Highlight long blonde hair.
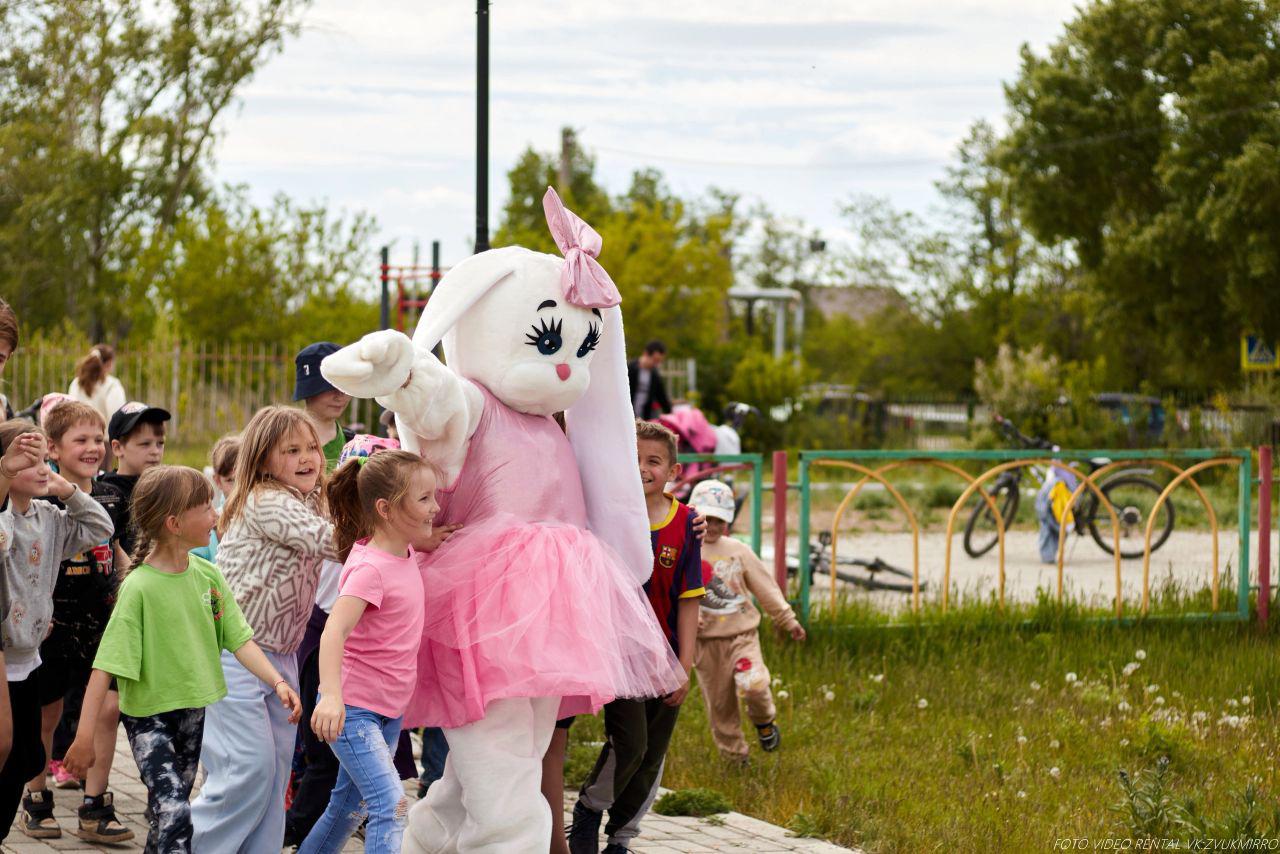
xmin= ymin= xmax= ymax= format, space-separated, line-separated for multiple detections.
xmin=219 ymin=405 xmax=323 ymax=535
xmin=325 ymin=450 xmax=435 ymax=562
xmin=74 ymin=344 xmax=115 ymax=396
xmin=128 ymin=466 xmax=214 ymax=572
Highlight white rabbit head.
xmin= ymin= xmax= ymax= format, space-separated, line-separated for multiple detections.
xmin=438 ymin=250 xmax=602 ymax=416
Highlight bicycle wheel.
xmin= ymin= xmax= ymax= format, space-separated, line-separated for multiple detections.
xmin=1088 ymin=475 xmax=1174 ymax=558
xmin=963 ymin=479 xmax=1020 ymax=558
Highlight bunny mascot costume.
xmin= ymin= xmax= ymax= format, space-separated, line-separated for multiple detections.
xmin=321 ymin=188 xmax=685 ymax=853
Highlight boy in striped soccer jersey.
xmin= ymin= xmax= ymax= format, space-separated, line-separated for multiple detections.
xmin=571 ymin=420 xmax=703 ymax=854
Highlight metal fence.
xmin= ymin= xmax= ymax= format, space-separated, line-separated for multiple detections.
xmin=793 ymin=448 xmax=1253 ymax=626
xmin=880 ymin=398 xmax=1279 ymax=450
xmin=4 ymin=341 xmax=379 ymax=448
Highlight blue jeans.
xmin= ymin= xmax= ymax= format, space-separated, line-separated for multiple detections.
xmin=418 ymin=726 xmax=449 ymax=788
xmin=298 ymin=705 xmax=406 ymax=854
xmin=190 ymin=650 xmax=299 ymax=854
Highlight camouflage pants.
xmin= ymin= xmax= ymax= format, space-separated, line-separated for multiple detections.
xmin=122 ymin=707 xmax=205 ymax=854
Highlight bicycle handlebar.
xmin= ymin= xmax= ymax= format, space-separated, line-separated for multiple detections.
xmin=993 ymin=414 xmax=1056 ymax=451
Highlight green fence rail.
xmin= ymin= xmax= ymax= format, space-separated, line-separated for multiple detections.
xmin=795 ymin=448 xmax=1253 ymax=626
xmin=675 ymin=453 xmax=764 ymax=556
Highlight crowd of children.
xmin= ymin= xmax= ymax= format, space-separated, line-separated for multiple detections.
xmin=0 ymin=299 xmax=804 ymax=854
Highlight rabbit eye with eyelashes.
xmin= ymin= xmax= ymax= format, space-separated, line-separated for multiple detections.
xmin=577 ymin=322 xmax=601 ymax=358
xmin=525 ymin=317 xmax=563 ymax=356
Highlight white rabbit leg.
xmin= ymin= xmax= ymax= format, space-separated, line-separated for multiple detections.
xmin=402 ymin=697 xmax=560 ymax=854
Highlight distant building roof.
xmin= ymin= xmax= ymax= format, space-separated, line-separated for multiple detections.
xmin=808 ymin=284 xmax=908 ymax=322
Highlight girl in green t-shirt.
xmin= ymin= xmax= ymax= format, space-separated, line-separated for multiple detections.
xmin=63 ymin=465 xmax=302 ymax=854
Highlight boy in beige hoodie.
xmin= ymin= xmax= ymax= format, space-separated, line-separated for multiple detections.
xmin=690 ymin=480 xmax=805 ymax=762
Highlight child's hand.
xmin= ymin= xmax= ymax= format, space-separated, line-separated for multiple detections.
xmin=690 ymin=511 xmax=707 ymax=541
xmin=0 ymin=432 xmax=43 ymax=478
xmin=311 ymin=694 xmax=345 ymax=743
xmin=664 ymin=674 xmax=691 ymax=707
xmin=276 ymin=682 xmax=303 ymax=724
xmin=788 ymin=623 xmax=807 ymax=642
xmin=420 ymin=523 xmax=462 ymax=552
xmin=45 ymin=468 xmax=77 ymax=500
xmin=62 ymin=736 xmax=95 ymax=778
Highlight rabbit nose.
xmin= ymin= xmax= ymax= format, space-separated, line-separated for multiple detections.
xmin=556 ymin=363 xmax=571 ymax=381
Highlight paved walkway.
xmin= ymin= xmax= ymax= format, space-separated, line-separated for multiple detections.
xmin=4 ymin=731 xmax=853 ymax=853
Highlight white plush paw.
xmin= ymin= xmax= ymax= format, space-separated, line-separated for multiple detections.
xmin=321 ymin=330 xmax=415 ymax=398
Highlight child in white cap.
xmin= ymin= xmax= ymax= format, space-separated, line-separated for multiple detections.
xmin=689 ymin=479 xmax=805 ymax=762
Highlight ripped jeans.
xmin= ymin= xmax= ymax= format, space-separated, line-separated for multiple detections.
xmin=298 ymin=704 xmax=406 ymax=854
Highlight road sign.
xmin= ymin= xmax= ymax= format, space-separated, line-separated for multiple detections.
xmin=1241 ymin=335 xmax=1280 ymax=372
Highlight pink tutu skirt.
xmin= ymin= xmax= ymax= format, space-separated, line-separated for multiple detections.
xmin=406 ymin=514 xmax=687 ymax=729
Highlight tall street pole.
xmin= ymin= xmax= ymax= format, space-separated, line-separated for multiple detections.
xmin=475 ymin=0 xmax=490 ymax=253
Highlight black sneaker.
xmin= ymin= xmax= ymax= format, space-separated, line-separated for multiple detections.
xmin=20 ymin=789 xmax=61 ymax=839
xmin=567 ymin=800 xmax=602 ymax=854
xmin=757 ymin=720 xmax=781 ymax=751
xmin=602 ymin=845 xmax=630 ymax=854
xmin=77 ymin=792 xmax=135 ymax=844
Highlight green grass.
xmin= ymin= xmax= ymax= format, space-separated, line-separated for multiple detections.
xmin=567 ymin=596 xmax=1280 ymax=851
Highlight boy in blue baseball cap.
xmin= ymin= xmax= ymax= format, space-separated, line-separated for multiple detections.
xmin=294 ymin=342 xmax=352 ymax=472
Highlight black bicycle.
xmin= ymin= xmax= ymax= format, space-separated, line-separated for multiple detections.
xmin=787 ymin=531 xmax=923 ymax=594
xmin=963 ymin=415 xmax=1175 ymax=559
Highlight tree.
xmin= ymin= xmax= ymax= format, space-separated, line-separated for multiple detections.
xmin=999 ymin=0 xmax=1280 ymax=390
xmin=494 ymin=134 xmax=735 ymax=364
xmin=0 ymin=0 xmax=307 ymax=339
xmin=142 ymin=190 xmax=376 ymax=348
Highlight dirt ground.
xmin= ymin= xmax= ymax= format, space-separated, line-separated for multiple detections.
xmin=761 ymin=528 xmax=1278 ymax=614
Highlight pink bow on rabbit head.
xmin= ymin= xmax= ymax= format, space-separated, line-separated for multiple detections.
xmin=542 ymin=187 xmax=621 ymax=309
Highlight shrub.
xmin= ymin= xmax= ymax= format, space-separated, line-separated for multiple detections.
xmin=653 ymin=787 xmax=732 ymax=817
xmin=787 ymin=812 xmax=823 ymax=838
xmin=563 ymin=742 xmax=601 ymax=789
xmin=1112 ymin=757 xmax=1180 ymax=839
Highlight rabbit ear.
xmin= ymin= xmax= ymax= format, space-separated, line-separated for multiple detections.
xmin=565 ymin=305 xmax=654 ymax=584
xmin=411 ymin=247 xmax=524 ymax=354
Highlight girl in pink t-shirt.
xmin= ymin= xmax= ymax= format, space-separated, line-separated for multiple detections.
xmin=298 ymin=450 xmax=452 ymax=854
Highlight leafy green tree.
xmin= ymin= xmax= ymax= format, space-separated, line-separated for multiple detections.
xmin=144 ymin=191 xmax=376 ymax=347
xmin=0 ymin=0 xmax=306 ymax=339
xmin=999 ymin=0 xmax=1280 ymax=390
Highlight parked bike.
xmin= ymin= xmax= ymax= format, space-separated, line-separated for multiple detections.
xmin=963 ymin=415 xmax=1175 ymax=559
xmin=787 ymin=531 xmax=922 ymax=594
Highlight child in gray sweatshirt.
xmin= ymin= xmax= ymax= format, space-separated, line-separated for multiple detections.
xmin=0 ymin=420 xmax=113 ymax=842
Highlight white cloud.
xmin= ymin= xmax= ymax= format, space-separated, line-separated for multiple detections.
xmin=214 ymin=0 xmax=1081 ymax=264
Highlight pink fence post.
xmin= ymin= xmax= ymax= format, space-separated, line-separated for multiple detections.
xmin=1260 ymin=446 xmax=1273 ymax=626
xmin=773 ymin=450 xmax=788 ymax=592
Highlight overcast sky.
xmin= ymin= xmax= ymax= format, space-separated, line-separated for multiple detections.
xmin=215 ymin=0 xmax=1080 ymax=271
